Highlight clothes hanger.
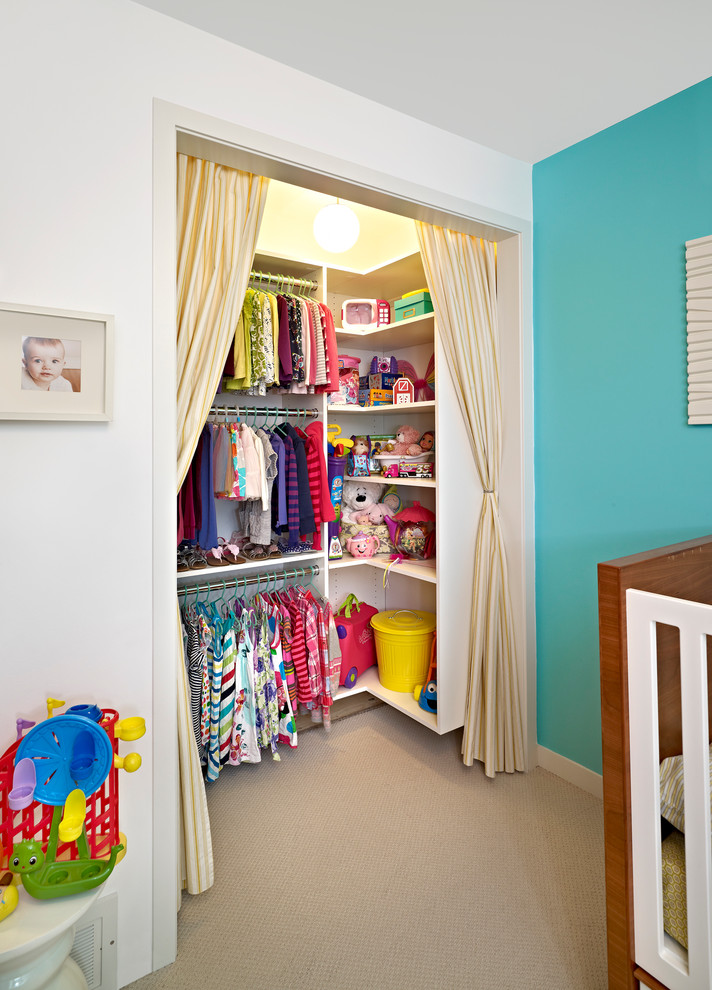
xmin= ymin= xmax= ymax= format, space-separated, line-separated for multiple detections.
xmin=194 ymin=578 xmax=209 ymax=611
xmin=305 ymin=566 xmax=319 ymax=596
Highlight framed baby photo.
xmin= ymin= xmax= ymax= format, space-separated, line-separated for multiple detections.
xmin=0 ymin=302 xmax=114 ymax=421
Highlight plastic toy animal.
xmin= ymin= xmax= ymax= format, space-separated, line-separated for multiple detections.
xmin=11 ymin=837 xmax=124 ymax=900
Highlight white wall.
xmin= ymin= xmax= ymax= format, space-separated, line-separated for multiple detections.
xmin=0 ymin=1 xmax=531 ymax=985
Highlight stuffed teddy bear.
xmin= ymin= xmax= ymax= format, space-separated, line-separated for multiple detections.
xmin=341 ymin=481 xmax=385 ymax=524
xmin=348 ymin=435 xmax=371 ymax=478
xmin=392 ymin=424 xmax=423 ymax=456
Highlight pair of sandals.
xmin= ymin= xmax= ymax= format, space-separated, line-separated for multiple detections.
xmin=177 ymin=546 xmax=207 ymax=572
xmin=203 ymin=538 xmax=246 ymax=566
xmin=240 ymin=542 xmax=282 ymax=561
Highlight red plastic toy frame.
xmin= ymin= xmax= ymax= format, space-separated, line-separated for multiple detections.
xmin=0 ymin=709 xmax=121 ymax=871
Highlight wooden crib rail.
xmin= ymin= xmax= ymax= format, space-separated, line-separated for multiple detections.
xmin=628 ymin=589 xmax=712 ymax=990
xmin=598 ymin=534 xmax=712 ymax=990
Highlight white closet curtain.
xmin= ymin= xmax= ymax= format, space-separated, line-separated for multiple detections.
xmin=415 ymin=222 xmax=525 ymax=777
xmin=176 ymin=154 xmax=269 ymax=893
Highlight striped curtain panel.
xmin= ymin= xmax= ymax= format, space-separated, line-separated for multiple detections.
xmin=415 ymin=223 xmax=525 ymax=776
xmin=176 ymin=155 xmax=269 ymax=893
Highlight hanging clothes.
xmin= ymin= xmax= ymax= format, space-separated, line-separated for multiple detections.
xmin=220 ymin=282 xmax=341 ymax=396
xmin=179 ymin=577 xmax=338 ymax=781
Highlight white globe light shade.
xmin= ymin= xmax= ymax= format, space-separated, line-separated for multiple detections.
xmin=313 ymin=203 xmax=360 ymax=253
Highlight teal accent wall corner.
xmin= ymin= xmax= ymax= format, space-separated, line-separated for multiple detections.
xmin=533 ymin=77 xmax=712 ymax=773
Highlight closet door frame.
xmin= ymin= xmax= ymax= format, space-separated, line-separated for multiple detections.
xmin=151 ymin=98 xmax=535 ymax=973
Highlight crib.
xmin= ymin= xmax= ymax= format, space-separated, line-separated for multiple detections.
xmin=598 ymin=535 xmax=712 ymax=990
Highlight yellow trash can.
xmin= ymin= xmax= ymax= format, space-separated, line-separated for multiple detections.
xmin=370 ymin=609 xmax=436 ymax=692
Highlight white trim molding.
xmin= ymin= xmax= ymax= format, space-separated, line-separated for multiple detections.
xmin=537 ymin=745 xmax=603 ymax=800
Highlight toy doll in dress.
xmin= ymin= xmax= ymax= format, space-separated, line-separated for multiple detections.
xmin=348 ymin=435 xmax=371 ymax=478
xmin=419 ymin=430 xmax=434 ymax=453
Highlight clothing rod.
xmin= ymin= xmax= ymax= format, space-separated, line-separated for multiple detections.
xmin=208 ymin=405 xmax=319 ymax=419
xmin=249 ymin=269 xmax=318 ymax=292
xmin=179 ymin=564 xmax=320 ymax=597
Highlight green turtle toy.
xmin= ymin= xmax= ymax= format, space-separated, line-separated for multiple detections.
xmin=11 ymin=838 xmax=123 ymax=900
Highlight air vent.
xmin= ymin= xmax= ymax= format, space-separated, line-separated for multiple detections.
xmin=70 ymin=891 xmax=118 ymax=990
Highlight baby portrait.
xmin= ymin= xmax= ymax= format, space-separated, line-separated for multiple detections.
xmin=21 ymin=336 xmax=81 ymax=392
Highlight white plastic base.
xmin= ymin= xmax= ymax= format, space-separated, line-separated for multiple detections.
xmin=0 ymin=885 xmax=99 ymax=990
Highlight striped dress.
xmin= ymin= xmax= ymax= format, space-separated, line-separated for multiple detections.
xmin=205 ymin=618 xmax=224 ymax=783
xmin=219 ymin=620 xmax=237 ymax=766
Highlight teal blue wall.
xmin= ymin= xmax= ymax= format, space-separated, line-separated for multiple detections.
xmin=533 ymin=77 xmax=712 ymax=774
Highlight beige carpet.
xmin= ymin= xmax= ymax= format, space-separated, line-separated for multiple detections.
xmin=127 ymin=707 xmax=607 ymax=990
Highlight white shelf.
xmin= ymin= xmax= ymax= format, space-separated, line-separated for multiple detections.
xmin=328 ymin=400 xmax=435 ymax=415
xmin=176 ymin=550 xmax=324 ymax=585
xmin=329 ymin=555 xmax=437 ymax=584
xmin=334 ymin=313 xmax=434 ymax=349
xmin=343 ymin=473 xmax=436 ymax=488
xmin=326 ymin=253 xmax=426 ymax=300
xmin=333 ymin=666 xmax=438 ymax=732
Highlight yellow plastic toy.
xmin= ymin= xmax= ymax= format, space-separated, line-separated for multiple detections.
xmin=113 ymin=717 xmax=146 ymax=741
xmin=46 ymin=698 xmax=65 ymax=719
xmin=0 ymin=839 xmax=18 ymax=923
xmin=0 ymin=877 xmax=18 ymax=922
xmin=113 ymin=753 xmax=142 ymax=773
xmin=58 ymin=789 xmax=87 ymax=844
xmin=326 ymin=424 xmax=354 ymax=454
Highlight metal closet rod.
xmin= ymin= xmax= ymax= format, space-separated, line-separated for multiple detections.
xmin=179 ymin=564 xmax=320 ymax=597
xmin=208 ymin=405 xmax=320 ymax=421
xmin=249 ymin=269 xmax=318 ymax=293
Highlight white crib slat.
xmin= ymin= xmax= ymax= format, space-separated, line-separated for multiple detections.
xmin=627 ymin=589 xmax=712 ymax=990
xmin=679 ymin=623 xmax=712 ymax=987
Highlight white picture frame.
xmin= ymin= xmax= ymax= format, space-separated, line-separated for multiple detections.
xmin=0 ymin=302 xmax=114 ymax=421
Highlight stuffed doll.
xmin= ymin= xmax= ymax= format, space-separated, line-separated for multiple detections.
xmin=341 ymin=481 xmax=385 ymax=523
xmin=348 ymin=435 xmax=371 ymax=478
xmin=392 ymin=424 xmax=423 ymax=456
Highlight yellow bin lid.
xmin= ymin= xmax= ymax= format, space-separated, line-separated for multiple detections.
xmin=370 ymin=609 xmax=436 ymax=636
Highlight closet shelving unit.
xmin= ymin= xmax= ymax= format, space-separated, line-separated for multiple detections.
xmin=185 ymin=248 xmax=468 ymax=736
xmin=321 ymin=251 xmax=451 ymax=730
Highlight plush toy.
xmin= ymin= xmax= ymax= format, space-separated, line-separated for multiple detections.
xmin=355 ymin=501 xmax=396 ymax=525
xmin=341 ymin=481 xmax=385 ymax=523
xmin=392 ymin=424 xmax=423 ymax=456
xmin=348 ymin=435 xmax=371 ymax=478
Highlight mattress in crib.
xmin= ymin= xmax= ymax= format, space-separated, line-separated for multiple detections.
xmin=661 ymin=828 xmax=688 ymax=950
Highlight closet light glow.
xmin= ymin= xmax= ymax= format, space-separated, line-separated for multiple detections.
xmin=313 ymin=202 xmax=360 ymax=253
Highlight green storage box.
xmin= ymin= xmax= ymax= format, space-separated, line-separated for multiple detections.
xmin=394 ymin=292 xmax=433 ymax=322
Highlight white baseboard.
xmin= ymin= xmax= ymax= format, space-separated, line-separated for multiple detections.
xmin=537 ymin=745 xmax=603 ymax=800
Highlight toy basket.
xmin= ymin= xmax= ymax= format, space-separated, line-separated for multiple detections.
xmin=370 ymin=609 xmax=436 ymax=692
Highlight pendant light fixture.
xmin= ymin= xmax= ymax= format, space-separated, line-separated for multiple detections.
xmin=313 ymin=198 xmax=360 ymax=253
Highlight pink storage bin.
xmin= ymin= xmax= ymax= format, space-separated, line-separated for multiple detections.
xmin=338 ymin=355 xmax=361 ymax=370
